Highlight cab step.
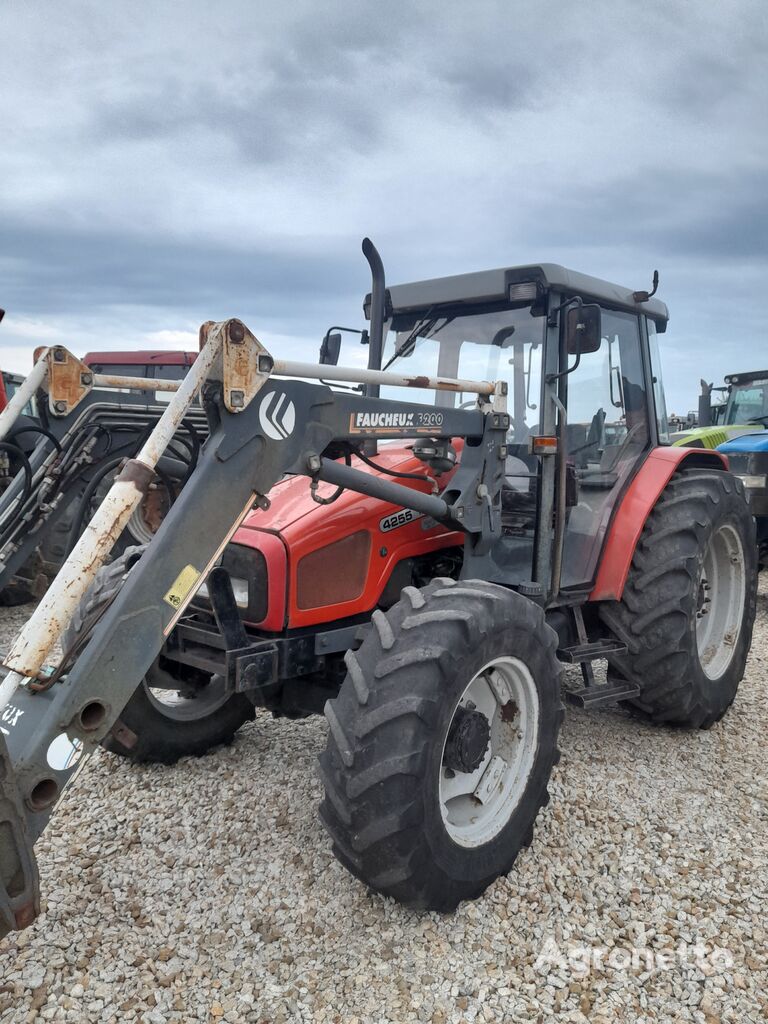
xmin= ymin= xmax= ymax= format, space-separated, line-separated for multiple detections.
xmin=565 ymin=680 xmax=641 ymax=709
xmin=557 ymin=639 xmax=627 ymax=663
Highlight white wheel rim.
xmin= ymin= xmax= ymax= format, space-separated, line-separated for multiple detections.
xmin=439 ymin=655 xmax=540 ymax=848
xmin=696 ymin=522 xmax=745 ymax=680
xmin=143 ymin=669 xmax=230 ymax=721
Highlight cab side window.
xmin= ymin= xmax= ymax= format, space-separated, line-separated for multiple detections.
xmin=561 ymin=310 xmax=651 ymax=589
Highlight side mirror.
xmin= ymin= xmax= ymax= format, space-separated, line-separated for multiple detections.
xmin=566 ymin=304 xmax=602 ymax=355
xmin=319 ymin=332 xmax=342 ymax=366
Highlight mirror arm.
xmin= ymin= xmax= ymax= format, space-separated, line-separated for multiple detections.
xmin=546 ymin=349 xmax=581 ymax=384
xmin=547 ymin=294 xmax=582 ymax=329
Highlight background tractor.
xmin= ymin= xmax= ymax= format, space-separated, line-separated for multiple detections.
xmin=718 ymin=427 xmax=768 ymax=570
xmin=0 ymin=241 xmax=757 ymax=936
xmin=671 ymin=370 xmax=768 ymax=448
xmin=0 ymin=331 xmax=202 ymax=604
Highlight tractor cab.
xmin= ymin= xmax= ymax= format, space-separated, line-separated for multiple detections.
xmin=721 ymin=372 xmax=768 ymax=427
xmin=372 ymin=264 xmax=670 ymax=594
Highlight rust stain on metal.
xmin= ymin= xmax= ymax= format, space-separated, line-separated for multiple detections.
xmin=500 ymin=699 xmax=519 ymax=722
xmin=111 ymin=720 xmax=138 ymax=749
xmin=405 ymin=375 xmax=462 ymax=392
xmin=228 ymin=319 xmax=246 ymax=343
xmin=198 ymin=320 xmax=215 ymax=349
xmin=222 ymin=318 xmax=271 ymax=413
xmin=117 ymin=459 xmax=156 ymax=495
xmin=141 ymin=485 xmax=172 ymax=532
xmin=47 ymin=347 xmax=93 ymax=415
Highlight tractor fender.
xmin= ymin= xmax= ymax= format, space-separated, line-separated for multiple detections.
xmin=590 ymin=446 xmax=728 ymax=602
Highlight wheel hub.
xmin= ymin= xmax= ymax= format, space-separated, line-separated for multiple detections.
xmin=443 ymin=705 xmax=491 ymax=774
xmin=439 ymin=657 xmax=541 ymax=848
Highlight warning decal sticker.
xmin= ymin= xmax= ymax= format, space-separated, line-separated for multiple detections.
xmin=163 ymin=564 xmax=202 ymax=609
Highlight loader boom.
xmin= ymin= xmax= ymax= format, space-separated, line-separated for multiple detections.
xmin=0 ymin=317 xmax=504 ymax=936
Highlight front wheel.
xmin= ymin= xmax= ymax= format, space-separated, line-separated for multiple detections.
xmin=318 ymin=578 xmax=563 ymax=911
xmin=63 ymin=546 xmax=254 ymax=764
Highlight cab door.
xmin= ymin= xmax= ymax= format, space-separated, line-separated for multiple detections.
xmin=560 ymin=309 xmax=653 ymax=590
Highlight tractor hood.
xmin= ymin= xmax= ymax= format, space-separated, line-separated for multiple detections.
xmin=235 ymin=443 xmax=436 ymax=535
xmin=230 ymin=442 xmax=462 ymax=630
xmin=718 ymin=432 xmax=768 ymax=453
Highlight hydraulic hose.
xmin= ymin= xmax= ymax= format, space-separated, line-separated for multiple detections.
xmin=0 ymin=442 xmax=33 ymax=515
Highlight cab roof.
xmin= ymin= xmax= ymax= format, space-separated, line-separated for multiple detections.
xmin=725 ymin=370 xmax=768 ymax=385
xmin=368 ymin=263 xmax=669 ymax=331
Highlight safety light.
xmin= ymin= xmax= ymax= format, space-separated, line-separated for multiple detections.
xmin=508 ymin=282 xmax=538 ymax=303
xmin=531 ymin=435 xmax=558 ymax=455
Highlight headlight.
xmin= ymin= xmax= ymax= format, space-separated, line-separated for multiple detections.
xmin=198 ymin=577 xmax=249 ymax=609
xmin=195 ymin=543 xmax=269 ymax=623
xmin=736 ymin=474 xmax=768 ymax=490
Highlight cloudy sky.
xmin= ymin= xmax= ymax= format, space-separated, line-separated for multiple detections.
xmin=1 ymin=0 xmax=766 ymax=412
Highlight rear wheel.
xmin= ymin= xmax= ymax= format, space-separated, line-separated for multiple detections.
xmin=63 ymin=547 xmax=254 ymax=764
xmin=600 ymin=467 xmax=757 ymax=728
xmin=318 ymin=578 xmax=563 ymax=911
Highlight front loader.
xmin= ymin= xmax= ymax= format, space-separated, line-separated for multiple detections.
xmin=0 ymin=349 xmax=205 ymax=603
xmin=0 ymin=241 xmax=757 ymax=935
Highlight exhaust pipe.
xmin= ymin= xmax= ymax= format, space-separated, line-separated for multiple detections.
xmin=362 ymin=238 xmax=386 ymax=398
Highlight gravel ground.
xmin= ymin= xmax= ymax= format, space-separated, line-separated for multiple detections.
xmin=1 ymin=583 xmax=767 ymax=1024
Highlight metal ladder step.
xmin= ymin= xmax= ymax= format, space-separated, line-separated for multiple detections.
xmin=566 ymin=680 xmax=641 ymax=709
xmin=557 ymin=639 xmax=627 ymax=664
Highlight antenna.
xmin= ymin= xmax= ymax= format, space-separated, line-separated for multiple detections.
xmin=633 ymin=270 xmax=659 ymax=303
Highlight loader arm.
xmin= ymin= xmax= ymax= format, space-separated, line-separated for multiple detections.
xmin=0 ymin=318 xmax=506 ymax=937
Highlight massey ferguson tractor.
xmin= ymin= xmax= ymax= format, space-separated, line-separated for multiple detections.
xmin=0 ymin=241 xmax=757 ymax=936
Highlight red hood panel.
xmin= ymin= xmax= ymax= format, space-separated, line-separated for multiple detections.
xmin=236 ymin=445 xmax=429 ymax=535
xmin=232 ymin=442 xmax=463 ymax=629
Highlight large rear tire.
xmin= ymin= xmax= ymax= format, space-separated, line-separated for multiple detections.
xmin=600 ymin=467 xmax=757 ymax=728
xmin=317 ymin=578 xmax=563 ymax=911
xmin=63 ymin=546 xmax=254 ymax=764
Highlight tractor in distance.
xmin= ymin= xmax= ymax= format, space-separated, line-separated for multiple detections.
xmin=0 ymin=241 xmax=757 ymax=936
xmin=671 ymin=370 xmax=768 ymax=449
xmin=0 ymin=335 xmax=202 ymax=604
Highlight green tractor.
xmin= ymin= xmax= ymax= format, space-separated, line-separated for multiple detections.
xmin=671 ymin=372 xmax=768 ymax=449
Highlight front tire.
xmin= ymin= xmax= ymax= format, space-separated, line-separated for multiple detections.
xmin=317 ymin=578 xmax=563 ymax=911
xmin=600 ymin=467 xmax=757 ymax=728
xmin=63 ymin=546 xmax=254 ymax=764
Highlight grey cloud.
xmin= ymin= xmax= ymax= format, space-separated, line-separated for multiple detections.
xmin=522 ymin=168 xmax=768 ymax=264
xmin=0 ymin=0 xmax=766 ymax=417
xmin=0 ymin=220 xmax=365 ymax=326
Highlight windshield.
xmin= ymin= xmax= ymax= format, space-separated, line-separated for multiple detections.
xmin=725 ymin=381 xmax=768 ymax=424
xmin=379 ymin=304 xmax=546 ymax=443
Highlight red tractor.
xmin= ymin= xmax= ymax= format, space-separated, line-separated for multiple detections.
xmin=0 ymin=242 xmax=757 ymax=934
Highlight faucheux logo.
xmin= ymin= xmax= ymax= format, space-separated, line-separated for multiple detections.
xmin=353 ymin=412 xmax=415 ymax=428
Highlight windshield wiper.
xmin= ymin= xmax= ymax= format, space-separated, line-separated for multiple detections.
xmin=381 ymin=315 xmax=454 ymax=373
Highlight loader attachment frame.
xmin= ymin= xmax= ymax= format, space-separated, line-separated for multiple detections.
xmin=0 ymin=317 xmax=506 ymax=936
xmin=0 ymin=346 xmax=209 ymax=601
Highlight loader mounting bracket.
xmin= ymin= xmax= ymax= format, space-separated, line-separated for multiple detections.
xmin=0 ymin=730 xmax=40 ymax=939
xmin=46 ymin=346 xmax=94 ymax=417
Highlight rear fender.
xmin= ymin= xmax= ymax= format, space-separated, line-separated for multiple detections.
xmin=590 ymin=447 xmax=728 ymax=602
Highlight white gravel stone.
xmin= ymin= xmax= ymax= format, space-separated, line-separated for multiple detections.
xmin=1 ymin=583 xmax=767 ymax=1022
